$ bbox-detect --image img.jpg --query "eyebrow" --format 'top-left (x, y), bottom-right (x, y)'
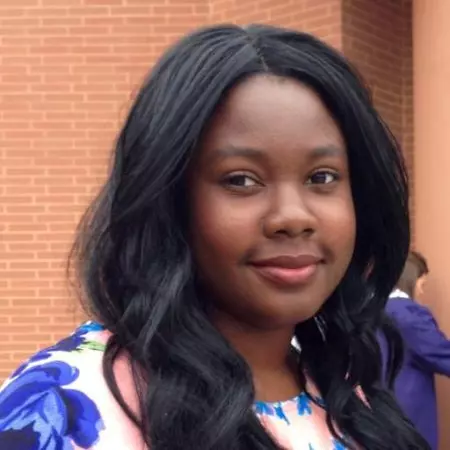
top-left (210, 144), bottom-right (344, 163)
top-left (207, 146), bottom-right (266, 164)
top-left (307, 145), bottom-right (344, 160)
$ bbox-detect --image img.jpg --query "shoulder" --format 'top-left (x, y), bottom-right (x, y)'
top-left (387, 295), bottom-right (422, 316)
top-left (387, 297), bottom-right (437, 330)
top-left (386, 295), bottom-right (413, 310)
top-left (0, 322), bottom-right (112, 449)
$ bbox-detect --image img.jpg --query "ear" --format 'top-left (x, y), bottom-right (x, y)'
top-left (414, 275), bottom-right (427, 298)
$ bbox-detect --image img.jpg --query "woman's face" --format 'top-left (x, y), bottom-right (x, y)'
top-left (189, 75), bottom-right (356, 330)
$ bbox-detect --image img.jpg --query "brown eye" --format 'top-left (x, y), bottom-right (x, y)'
top-left (223, 174), bottom-right (259, 188)
top-left (307, 170), bottom-right (339, 185)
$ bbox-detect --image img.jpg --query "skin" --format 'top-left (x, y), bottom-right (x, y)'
top-left (189, 75), bottom-right (356, 402)
top-left (414, 274), bottom-right (427, 300)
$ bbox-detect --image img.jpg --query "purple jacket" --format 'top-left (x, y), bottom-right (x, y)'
top-left (381, 292), bottom-right (450, 450)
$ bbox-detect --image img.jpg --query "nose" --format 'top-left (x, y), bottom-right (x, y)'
top-left (262, 184), bottom-right (317, 239)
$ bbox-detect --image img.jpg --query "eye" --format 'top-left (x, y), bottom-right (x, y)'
top-left (221, 173), bottom-right (262, 191)
top-left (306, 170), bottom-right (339, 185)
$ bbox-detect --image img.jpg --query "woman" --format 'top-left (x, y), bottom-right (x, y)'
top-left (383, 251), bottom-right (450, 450)
top-left (0, 24), bottom-right (429, 449)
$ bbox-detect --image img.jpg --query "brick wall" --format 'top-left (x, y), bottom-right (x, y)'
top-left (0, 0), bottom-right (209, 381)
top-left (210, 0), bottom-right (342, 49)
top-left (0, 0), bottom-right (412, 381)
top-left (342, 0), bottom-right (414, 223)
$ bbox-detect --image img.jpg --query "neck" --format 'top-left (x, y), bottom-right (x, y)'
top-left (211, 310), bottom-right (301, 402)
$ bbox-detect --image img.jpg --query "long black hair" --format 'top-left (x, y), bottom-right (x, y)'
top-left (71, 24), bottom-right (430, 450)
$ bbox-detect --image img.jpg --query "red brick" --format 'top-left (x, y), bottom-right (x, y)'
top-left (342, 0), bottom-right (413, 207)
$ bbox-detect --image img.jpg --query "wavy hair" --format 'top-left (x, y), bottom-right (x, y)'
top-left (71, 24), bottom-right (430, 450)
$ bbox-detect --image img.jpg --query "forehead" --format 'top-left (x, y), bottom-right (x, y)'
top-left (200, 75), bottom-right (345, 157)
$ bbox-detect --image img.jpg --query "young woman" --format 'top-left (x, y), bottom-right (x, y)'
top-left (0, 24), bottom-right (430, 450)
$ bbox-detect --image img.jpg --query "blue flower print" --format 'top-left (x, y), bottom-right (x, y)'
top-left (296, 392), bottom-right (312, 416)
top-left (254, 401), bottom-right (275, 416)
top-left (255, 393), bottom-right (313, 422)
top-left (77, 321), bottom-right (104, 334)
top-left (0, 360), bottom-right (104, 450)
top-left (40, 321), bottom-right (104, 358)
top-left (273, 404), bottom-right (290, 424)
top-left (254, 401), bottom-right (290, 424)
top-left (12, 322), bottom-right (105, 379)
top-left (333, 439), bottom-right (347, 449)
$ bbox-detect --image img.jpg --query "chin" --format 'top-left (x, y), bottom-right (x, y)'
top-left (255, 307), bottom-right (320, 330)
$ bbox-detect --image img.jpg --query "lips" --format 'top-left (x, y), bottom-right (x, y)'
top-left (249, 254), bottom-right (322, 287)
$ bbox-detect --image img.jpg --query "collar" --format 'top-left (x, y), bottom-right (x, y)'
top-left (389, 288), bottom-right (410, 299)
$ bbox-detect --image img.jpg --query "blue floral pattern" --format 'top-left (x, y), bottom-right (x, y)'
top-left (0, 322), bottom-right (106, 449)
top-left (11, 322), bottom-right (105, 380)
top-left (296, 392), bottom-right (313, 415)
top-left (0, 361), bottom-right (104, 449)
top-left (333, 439), bottom-right (347, 450)
top-left (254, 392), bottom-right (318, 421)
top-left (0, 322), bottom-right (349, 449)
top-left (255, 392), bottom-right (349, 449)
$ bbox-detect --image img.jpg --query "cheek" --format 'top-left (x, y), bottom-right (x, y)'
top-left (190, 189), bottom-right (260, 265)
top-left (318, 194), bottom-right (356, 252)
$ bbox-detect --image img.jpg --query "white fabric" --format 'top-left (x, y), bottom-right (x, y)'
top-left (389, 288), bottom-right (409, 299)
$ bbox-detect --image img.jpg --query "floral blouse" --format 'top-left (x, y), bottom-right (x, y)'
top-left (0, 322), bottom-right (347, 450)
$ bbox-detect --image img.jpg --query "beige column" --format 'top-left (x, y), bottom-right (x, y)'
top-left (413, 1), bottom-right (450, 448)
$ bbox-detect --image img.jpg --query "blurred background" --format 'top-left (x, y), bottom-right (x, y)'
top-left (1, 0), bottom-right (449, 447)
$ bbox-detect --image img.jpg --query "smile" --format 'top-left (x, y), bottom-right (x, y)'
top-left (249, 255), bottom-right (321, 287)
